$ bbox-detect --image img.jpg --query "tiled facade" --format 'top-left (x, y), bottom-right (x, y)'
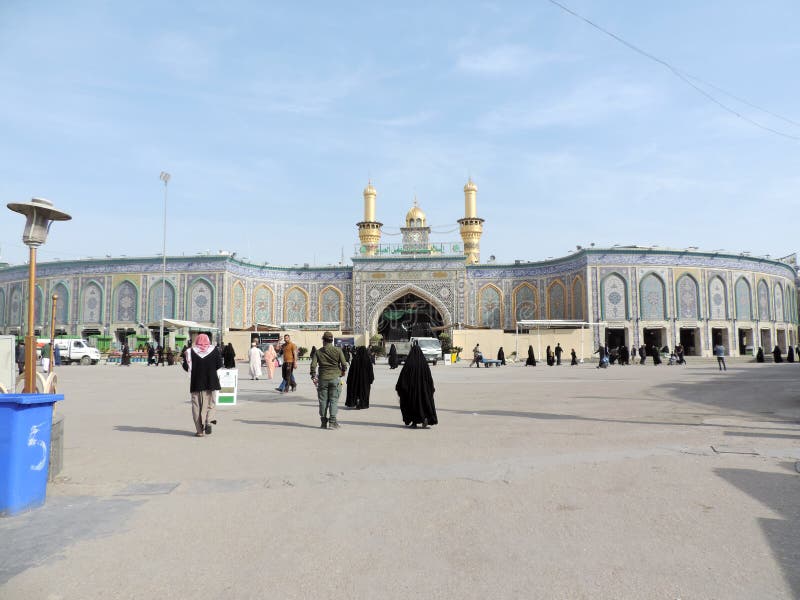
top-left (0, 247), bottom-right (796, 357)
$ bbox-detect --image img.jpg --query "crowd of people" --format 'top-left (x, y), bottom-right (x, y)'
top-left (179, 331), bottom-right (437, 435)
top-left (21, 331), bottom-right (792, 436)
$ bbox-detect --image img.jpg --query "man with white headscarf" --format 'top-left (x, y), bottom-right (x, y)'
top-left (182, 333), bottom-right (222, 437)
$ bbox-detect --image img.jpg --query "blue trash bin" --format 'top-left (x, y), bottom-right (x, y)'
top-left (0, 394), bottom-right (64, 516)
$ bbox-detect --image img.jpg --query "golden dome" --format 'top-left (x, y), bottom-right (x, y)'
top-left (464, 177), bottom-right (477, 192)
top-left (405, 199), bottom-right (426, 226)
top-left (363, 180), bottom-right (376, 196)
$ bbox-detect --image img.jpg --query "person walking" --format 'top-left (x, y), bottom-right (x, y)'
top-left (310, 331), bottom-right (349, 429)
top-left (182, 333), bottom-right (222, 437)
top-left (157, 345), bottom-right (165, 366)
top-left (264, 343), bottom-right (277, 379)
top-left (570, 348), bottom-right (578, 365)
top-left (247, 341), bottom-right (264, 380)
top-left (756, 347), bottom-right (765, 362)
top-left (121, 342), bottom-right (131, 366)
top-left (470, 343), bottom-right (483, 367)
top-left (546, 345), bottom-right (554, 366)
top-left (223, 343), bottom-right (236, 369)
top-left (788, 346), bottom-right (795, 363)
top-left (15, 341), bottom-right (25, 375)
top-left (147, 343), bottom-right (155, 366)
top-left (714, 342), bottom-right (727, 371)
top-left (280, 334), bottom-right (298, 393)
top-left (525, 345), bottom-right (537, 366)
top-left (554, 343), bottom-right (563, 366)
top-left (594, 344), bottom-right (608, 369)
top-left (675, 344), bottom-right (686, 365)
top-left (773, 345), bottom-right (783, 363)
top-left (388, 343), bottom-right (399, 369)
top-left (41, 342), bottom-right (51, 374)
top-left (638, 345), bottom-right (646, 365)
top-left (651, 344), bottom-right (662, 365)
top-left (345, 346), bottom-right (374, 410)
top-left (497, 347), bottom-right (506, 366)
top-left (396, 343), bottom-right (437, 429)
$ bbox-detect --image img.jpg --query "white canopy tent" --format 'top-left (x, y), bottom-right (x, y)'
top-left (147, 319), bottom-right (220, 332)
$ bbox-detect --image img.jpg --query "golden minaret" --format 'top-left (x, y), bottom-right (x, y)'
top-left (357, 180), bottom-right (382, 256)
top-left (457, 178), bottom-right (484, 264)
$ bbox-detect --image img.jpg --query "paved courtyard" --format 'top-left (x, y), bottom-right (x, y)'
top-left (1, 359), bottom-right (799, 599)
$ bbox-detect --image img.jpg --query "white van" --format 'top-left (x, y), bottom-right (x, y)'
top-left (392, 337), bottom-right (442, 365)
top-left (38, 338), bottom-right (101, 365)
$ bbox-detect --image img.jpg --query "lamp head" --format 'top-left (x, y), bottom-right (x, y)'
top-left (7, 197), bottom-right (71, 247)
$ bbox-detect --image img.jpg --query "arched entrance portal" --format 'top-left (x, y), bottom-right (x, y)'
top-left (377, 293), bottom-right (444, 341)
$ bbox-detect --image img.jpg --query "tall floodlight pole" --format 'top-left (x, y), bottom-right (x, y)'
top-left (159, 171), bottom-right (171, 351)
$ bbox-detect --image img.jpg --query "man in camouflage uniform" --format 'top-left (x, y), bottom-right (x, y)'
top-left (310, 331), bottom-right (349, 429)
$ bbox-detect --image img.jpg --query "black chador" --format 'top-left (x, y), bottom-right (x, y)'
top-left (756, 347), bottom-right (765, 362)
top-left (788, 346), bottom-right (795, 363)
top-left (651, 345), bottom-right (662, 365)
top-left (773, 346), bottom-right (783, 363)
top-left (396, 344), bottom-right (437, 428)
top-left (526, 345), bottom-right (537, 366)
top-left (388, 344), bottom-right (399, 369)
top-left (497, 347), bottom-right (506, 365)
top-left (345, 346), bottom-right (375, 409)
top-left (223, 343), bottom-right (236, 369)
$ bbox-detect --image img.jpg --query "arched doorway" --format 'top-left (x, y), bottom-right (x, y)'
top-left (377, 293), bottom-right (444, 341)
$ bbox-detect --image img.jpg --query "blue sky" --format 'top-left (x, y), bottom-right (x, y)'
top-left (2, 1), bottom-right (799, 267)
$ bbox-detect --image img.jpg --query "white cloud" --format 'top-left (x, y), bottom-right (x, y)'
top-left (245, 69), bottom-right (367, 115)
top-left (456, 44), bottom-right (565, 75)
top-left (372, 111), bottom-right (437, 128)
top-left (477, 78), bottom-right (658, 132)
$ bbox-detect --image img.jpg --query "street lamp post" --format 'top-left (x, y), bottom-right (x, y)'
top-left (7, 198), bottom-right (71, 393)
top-left (49, 293), bottom-right (58, 370)
top-left (159, 171), bottom-right (171, 351)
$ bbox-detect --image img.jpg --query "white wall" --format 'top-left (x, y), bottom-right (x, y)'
top-left (452, 328), bottom-right (592, 362)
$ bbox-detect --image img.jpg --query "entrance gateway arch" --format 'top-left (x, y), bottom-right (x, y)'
top-left (368, 284), bottom-right (452, 341)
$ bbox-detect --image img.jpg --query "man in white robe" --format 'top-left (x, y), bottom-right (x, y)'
top-left (248, 342), bottom-right (264, 380)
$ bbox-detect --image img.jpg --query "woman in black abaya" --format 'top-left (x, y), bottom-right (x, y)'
top-left (497, 347), bottom-right (506, 365)
top-left (525, 345), bottom-right (537, 366)
top-left (773, 346), bottom-right (783, 363)
top-left (388, 343), bottom-right (399, 369)
top-left (396, 344), bottom-right (437, 428)
top-left (345, 346), bottom-right (375, 409)
top-left (787, 346), bottom-right (795, 363)
top-left (223, 343), bottom-right (236, 369)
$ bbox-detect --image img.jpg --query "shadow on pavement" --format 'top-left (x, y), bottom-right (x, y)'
top-left (0, 495), bottom-right (145, 585)
top-left (656, 365), bottom-right (800, 422)
top-left (715, 467), bottom-right (800, 597)
top-left (435, 407), bottom-right (799, 432)
top-left (235, 419), bottom-right (318, 429)
top-left (114, 425), bottom-right (195, 436)
top-left (339, 420), bottom-right (406, 429)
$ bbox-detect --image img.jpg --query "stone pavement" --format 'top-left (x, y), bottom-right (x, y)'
top-left (1, 360), bottom-right (799, 599)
